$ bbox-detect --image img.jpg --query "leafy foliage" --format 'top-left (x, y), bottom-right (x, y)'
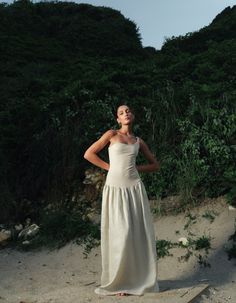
top-left (0, 1), bottom-right (235, 237)
top-left (17, 207), bottom-right (100, 254)
top-left (156, 239), bottom-right (175, 258)
top-left (226, 220), bottom-right (236, 260)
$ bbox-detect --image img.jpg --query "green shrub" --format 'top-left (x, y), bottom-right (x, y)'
top-left (224, 167), bottom-right (236, 207)
top-left (156, 239), bottom-right (176, 259)
top-left (226, 221), bottom-right (236, 260)
top-left (176, 105), bottom-right (236, 203)
top-left (18, 208), bottom-right (100, 253)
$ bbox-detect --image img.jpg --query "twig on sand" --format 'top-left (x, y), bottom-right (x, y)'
top-left (84, 281), bottom-right (96, 286)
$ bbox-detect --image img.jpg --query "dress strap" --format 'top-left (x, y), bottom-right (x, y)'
top-left (136, 136), bottom-right (140, 143)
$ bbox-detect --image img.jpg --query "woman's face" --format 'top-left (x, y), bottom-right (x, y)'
top-left (117, 105), bottom-right (134, 126)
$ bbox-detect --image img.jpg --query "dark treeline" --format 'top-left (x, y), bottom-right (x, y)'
top-left (0, 0), bottom-right (236, 225)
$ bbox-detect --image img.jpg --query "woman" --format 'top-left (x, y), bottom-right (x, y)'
top-left (84, 104), bottom-right (160, 296)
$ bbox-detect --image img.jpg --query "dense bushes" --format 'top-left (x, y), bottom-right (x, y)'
top-left (0, 1), bottom-right (236, 226)
top-left (176, 101), bottom-right (236, 201)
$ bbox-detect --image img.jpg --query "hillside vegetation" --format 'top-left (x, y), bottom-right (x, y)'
top-left (0, 1), bottom-right (235, 234)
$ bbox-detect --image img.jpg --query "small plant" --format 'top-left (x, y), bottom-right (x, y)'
top-left (178, 235), bottom-right (212, 267)
top-left (224, 168), bottom-right (236, 207)
top-left (226, 220), bottom-right (236, 260)
top-left (178, 250), bottom-right (193, 262)
top-left (155, 234), bottom-right (212, 267)
top-left (151, 203), bottom-right (163, 216)
top-left (156, 239), bottom-right (177, 259)
top-left (226, 244), bottom-right (236, 260)
top-left (194, 235), bottom-right (211, 253)
top-left (76, 234), bottom-right (100, 258)
top-left (184, 213), bottom-right (197, 230)
top-left (202, 210), bottom-right (217, 223)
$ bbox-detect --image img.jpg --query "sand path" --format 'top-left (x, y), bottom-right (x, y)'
top-left (0, 197), bottom-right (235, 303)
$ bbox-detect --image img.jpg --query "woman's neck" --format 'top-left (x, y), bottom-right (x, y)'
top-left (118, 126), bottom-right (134, 137)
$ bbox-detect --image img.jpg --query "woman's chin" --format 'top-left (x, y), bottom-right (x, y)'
top-left (124, 120), bottom-right (133, 125)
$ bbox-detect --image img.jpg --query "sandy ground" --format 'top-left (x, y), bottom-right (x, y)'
top-left (0, 196), bottom-right (236, 303)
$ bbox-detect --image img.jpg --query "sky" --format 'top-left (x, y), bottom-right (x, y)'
top-left (3, 0), bottom-right (236, 49)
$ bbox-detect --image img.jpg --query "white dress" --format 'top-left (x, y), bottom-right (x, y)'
top-left (95, 137), bottom-right (159, 296)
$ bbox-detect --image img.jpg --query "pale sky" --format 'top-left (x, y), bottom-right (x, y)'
top-left (3, 0), bottom-right (236, 49)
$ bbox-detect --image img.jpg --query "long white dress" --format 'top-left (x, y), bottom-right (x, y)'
top-left (95, 137), bottom-right (159, 296)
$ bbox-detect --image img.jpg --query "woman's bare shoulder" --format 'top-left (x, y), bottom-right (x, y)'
top-left (104, 129), bottom-right (117, 135)
top-left (101, 129), bottom-right (117, 140)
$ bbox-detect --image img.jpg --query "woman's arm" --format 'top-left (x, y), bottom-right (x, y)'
top-left (136, 138), bottom-right (160, 172)
top-left (84, 130), bottom-right (115, 171)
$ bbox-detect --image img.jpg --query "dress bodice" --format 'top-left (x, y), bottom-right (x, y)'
top-left (105, 138), bottom-right (141, 187)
